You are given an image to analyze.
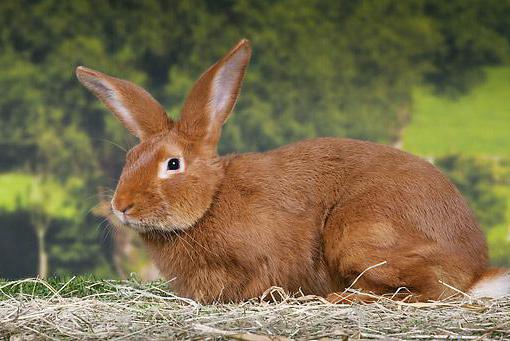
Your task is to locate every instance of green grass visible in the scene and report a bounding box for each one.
[403,67,510,157]
[0,275,171,300]
[0,276,112,299]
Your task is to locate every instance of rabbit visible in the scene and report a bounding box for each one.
[76,39,510,303]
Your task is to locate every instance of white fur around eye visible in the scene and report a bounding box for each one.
[158,157,185,179]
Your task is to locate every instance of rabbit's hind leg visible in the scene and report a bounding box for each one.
[323,210,459,302]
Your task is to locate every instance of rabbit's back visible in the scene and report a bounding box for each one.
[225,137,485,258]
[225,136,482,240]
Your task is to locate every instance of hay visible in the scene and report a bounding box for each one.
[0,278,509,340]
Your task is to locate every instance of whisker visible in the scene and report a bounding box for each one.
[95,138,128,152]
[85,202,102,216]
[156,222,197,266]
[95,217,110,232]
[102,223,114,242]
[175,233,197,266]
[180,228,219,258]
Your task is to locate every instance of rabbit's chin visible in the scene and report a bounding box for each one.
[122,215,195,233]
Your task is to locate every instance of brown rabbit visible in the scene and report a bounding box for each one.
[76,39,509,303]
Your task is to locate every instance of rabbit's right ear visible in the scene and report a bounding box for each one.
[76,67,172,140]
[177,39,252,150]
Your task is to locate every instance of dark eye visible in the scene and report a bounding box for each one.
[167,158,180,171]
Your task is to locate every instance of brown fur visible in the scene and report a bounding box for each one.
[77,39,500,303]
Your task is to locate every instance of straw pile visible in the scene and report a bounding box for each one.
[0,278,509,340]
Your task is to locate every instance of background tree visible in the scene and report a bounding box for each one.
[1,0,509,277]
[0,174,78,278]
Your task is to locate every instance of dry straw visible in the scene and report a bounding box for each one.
[0,278,509,340]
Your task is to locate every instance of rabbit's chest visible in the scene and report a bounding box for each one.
[148,209,335,302]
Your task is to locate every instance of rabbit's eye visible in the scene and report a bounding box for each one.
[159,157,185,179]
[167,158,180,171]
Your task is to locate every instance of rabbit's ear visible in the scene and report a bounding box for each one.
[177,39,252,149]
[76,67,172,140]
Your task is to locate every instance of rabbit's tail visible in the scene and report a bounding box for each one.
[468,268,510,298]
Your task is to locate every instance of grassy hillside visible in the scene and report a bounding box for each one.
[403,67,510,157]
[0,173,77,217]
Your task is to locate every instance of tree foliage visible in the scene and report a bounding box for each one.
[1,0,509,276]
[436,155,506,231]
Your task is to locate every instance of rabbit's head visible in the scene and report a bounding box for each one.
[77,40,251,232]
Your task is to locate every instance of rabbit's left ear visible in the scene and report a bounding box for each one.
[76,67,172,140]
[177,39,252,149]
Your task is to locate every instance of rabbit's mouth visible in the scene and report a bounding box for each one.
[117,217,147,232]
[111,197,205,232]
[111,205,172,232]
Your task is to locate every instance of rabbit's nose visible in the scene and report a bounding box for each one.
[112,200,135,214]
[112,194,135,215]
[111,199,135,223]
[119,203,135,214]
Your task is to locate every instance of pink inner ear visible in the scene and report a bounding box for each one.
[77,66,173,140]
[82,77,113,97]
[209,48,250,121]
[81,75,143,137]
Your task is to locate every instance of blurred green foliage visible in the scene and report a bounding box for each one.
[0,0,509,277]
[436,155,506,231]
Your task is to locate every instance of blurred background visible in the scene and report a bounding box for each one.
[1,0,509,280]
